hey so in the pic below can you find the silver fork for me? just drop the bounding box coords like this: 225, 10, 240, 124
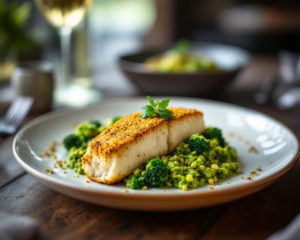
0, 96, 33, 135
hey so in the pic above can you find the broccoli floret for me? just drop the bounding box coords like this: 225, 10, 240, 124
126, 176, 145, 189
97, 116, 123, 132
203, 127, 225, 147
63, 134, 82, 150
187, 134, 210, 154
144, 158, 168, 187
89, 120, 101, 127
112, 115, 122, 124
76, 121, 100, 140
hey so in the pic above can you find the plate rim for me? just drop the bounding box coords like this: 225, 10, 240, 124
13, 97, 300, 199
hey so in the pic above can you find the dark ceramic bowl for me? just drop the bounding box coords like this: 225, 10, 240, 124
118, 42, 250, 96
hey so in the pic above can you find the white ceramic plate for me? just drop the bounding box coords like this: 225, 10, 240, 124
13, 97, 299, 211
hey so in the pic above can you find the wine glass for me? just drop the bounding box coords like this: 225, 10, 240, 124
35, 0, 98, 106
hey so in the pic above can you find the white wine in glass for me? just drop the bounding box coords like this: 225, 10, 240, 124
35, 0, 91, 29
35, 0, 97, 107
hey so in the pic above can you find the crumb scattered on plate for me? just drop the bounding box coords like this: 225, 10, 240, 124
248, 146, 259, 154
45, 169, 54, 174
246, 176, 253, 181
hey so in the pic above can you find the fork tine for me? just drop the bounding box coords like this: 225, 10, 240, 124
2, 98, 24, 123
2, 97, 32, 123
0, 97, 33, 135
9, 97, 33, 126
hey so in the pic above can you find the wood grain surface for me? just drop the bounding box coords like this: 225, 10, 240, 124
0, 56, 299, 240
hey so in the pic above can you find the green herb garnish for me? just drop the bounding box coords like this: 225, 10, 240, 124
140, 96, 173, 121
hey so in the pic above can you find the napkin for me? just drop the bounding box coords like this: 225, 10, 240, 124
0, 212, 39, 240
267, 214, 300, 240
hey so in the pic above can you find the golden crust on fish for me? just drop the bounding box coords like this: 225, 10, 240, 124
88, 113, 167, 159
82, 108, 204, 184
168, 107, 203, 121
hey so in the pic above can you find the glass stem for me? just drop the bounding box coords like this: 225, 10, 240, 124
59, 27, 72, 85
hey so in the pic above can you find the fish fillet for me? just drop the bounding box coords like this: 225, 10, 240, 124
82, 108, 205, 184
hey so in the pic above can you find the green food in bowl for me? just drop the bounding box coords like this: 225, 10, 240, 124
145, 40, 219, 73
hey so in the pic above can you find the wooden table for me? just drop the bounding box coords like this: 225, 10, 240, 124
0, 56, 299, 240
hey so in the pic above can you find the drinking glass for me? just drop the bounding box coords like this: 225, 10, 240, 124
35, 0, 99, 106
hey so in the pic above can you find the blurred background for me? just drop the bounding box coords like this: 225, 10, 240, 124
1, 0, 300, 109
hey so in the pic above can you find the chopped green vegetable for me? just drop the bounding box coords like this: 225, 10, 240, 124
144, 158, 169, 187
125, 158, 169, 188
203, 127, 225, 147
187, 134, 210, 154
126, 127, 240, 190
75, 121, 100, 141
140, 96, 173, 121
63, 134, 82, 150
126, 175, 145, 189
66, 144, 88, 174
88, 120, 101, 127
63, 116, 122, 174
112, 115, 123, 124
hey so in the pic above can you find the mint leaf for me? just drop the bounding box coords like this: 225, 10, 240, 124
140, 96, 173, 121
140, 105, 155, 118
158, 108, 173, 121
147, 96, 155, 107
155, 100, 160, 108
158, 98, 170, 109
